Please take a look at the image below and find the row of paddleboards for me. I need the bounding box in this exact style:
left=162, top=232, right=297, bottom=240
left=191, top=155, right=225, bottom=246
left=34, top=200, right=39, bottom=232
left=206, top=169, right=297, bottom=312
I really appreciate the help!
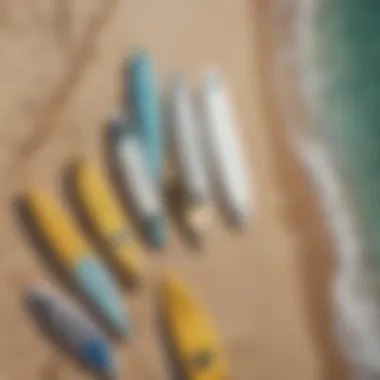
left=24, top=186, right=226, bottom=378
left=21, top=50, right=249, bottom=379
left=118, top=51, right=251, bottom=248
left=27, top=273, right=225, bottom=380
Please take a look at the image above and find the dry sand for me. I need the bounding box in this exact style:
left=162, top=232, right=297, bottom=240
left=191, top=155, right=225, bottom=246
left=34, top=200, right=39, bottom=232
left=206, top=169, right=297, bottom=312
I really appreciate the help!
left=0, top=1, right=347, bottom=379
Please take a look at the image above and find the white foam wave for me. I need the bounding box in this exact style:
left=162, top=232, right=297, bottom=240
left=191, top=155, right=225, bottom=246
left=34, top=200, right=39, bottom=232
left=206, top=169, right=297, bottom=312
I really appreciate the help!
left=271, top=0, right=380, bottom=377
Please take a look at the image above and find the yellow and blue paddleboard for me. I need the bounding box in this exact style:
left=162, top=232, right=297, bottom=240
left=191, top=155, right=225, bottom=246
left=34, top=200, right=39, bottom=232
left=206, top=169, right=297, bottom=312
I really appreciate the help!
left=160, top=273, right=227, bottom=380
left=72, top=162, right=144, bottom=285
left=25, top=189, right=129, bottom=337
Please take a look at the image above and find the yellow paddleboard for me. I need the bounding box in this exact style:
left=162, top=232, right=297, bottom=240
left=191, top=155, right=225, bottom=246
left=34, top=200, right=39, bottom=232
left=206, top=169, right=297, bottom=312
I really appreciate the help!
left=26, top=189, right=90, bottom=268
left=161, top=273, right=227, bottom=380
left=73, top=162, right=143, bottom=284
left=25, top=189, right=129, bottom=336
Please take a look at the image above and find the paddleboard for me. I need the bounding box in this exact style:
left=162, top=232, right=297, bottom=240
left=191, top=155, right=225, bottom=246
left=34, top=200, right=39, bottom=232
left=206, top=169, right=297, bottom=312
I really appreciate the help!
left=200, top=69, right=251, bottom=227
left=25, top=189, right=129, bottom=337
left=73, top=161, right=144, bottom=285
left=169, top=73, right=211, bottom=242
left=26, top=286, right=117, bottom=379
left=160, top=273, right=227, bottom=380
left=109, top=111, right=165, bottom=248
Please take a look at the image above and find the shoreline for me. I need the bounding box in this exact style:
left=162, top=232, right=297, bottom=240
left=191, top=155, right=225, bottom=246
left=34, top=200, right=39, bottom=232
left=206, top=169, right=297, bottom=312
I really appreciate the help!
left=251, top=0, right=348, bottom=378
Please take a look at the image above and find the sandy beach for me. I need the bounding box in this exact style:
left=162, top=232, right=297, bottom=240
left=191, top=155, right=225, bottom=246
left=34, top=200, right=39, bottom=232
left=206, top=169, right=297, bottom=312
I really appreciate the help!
left=0, top=1, right=347, bottom=379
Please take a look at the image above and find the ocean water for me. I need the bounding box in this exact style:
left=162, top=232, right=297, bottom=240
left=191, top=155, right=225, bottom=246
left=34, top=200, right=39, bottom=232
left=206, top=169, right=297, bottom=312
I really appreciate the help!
left=289, top=0, right=380, bottom=377
left=309, top=0, right=380, bottom=272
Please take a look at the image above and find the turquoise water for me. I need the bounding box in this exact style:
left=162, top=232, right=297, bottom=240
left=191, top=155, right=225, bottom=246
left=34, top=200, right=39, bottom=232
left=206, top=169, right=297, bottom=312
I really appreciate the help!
left=311, top=0, right=380, bottom=270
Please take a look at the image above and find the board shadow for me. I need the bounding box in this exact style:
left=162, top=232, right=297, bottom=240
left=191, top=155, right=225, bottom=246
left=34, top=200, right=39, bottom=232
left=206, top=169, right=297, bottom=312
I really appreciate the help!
left=164, top=177, right=204, bottom=251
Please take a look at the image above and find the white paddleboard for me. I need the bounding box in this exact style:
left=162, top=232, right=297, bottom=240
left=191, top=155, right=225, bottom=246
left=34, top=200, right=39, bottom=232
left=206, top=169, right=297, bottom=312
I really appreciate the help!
left=200, top=69, right=251, bottom=226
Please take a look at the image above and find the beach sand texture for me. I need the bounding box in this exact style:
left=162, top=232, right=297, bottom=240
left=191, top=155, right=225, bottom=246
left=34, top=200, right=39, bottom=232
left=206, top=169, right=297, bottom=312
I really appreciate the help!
left=0, top=1, right=347, bottom=379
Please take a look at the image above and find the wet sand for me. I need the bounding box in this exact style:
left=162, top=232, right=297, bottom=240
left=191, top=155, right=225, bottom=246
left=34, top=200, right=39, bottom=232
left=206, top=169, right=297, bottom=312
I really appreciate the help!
left=0, top=1, right=347, bottom=379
